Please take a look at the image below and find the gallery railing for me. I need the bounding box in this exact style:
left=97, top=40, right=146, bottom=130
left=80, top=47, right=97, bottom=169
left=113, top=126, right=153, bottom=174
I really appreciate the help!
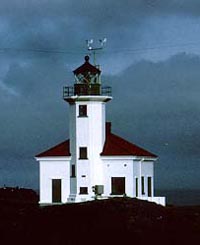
left=63, top=84, right=112, bottom=98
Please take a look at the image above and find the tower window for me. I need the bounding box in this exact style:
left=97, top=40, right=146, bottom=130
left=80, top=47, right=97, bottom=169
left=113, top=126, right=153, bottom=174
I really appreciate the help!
left=71, top=165, right=75, bottom=177
left=80, top=187, right=88, bottom=194
left=79, top=105, right=87, bottom=117
left=79, top=147, right=88, bottom=159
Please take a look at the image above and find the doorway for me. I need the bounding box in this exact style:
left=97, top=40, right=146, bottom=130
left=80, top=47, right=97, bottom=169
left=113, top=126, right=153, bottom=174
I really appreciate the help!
left=52, top=179, right=61, bottom=203
left=111, top=177, right=125, bottom=195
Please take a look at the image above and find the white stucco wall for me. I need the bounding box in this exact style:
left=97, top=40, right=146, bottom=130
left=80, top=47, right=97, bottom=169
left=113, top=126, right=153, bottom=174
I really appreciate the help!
left=69, top=104, right=77, bottom=195
left=68, top=96, right=111, bottom=200
left=101, top=157, right=134, bottom=197
left=101, top=157, right=156, bottom=199
left=143, top=161, right=154, bottom=197
left=76, top=159, right=91, bottom=194
left=136, top=160, right=154, bottom=198
left=36, top=157, right=71, bottom=204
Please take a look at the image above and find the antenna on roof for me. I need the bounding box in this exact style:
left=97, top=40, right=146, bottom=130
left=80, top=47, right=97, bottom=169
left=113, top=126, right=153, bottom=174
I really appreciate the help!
left=86, top=38, right=107, bottom=65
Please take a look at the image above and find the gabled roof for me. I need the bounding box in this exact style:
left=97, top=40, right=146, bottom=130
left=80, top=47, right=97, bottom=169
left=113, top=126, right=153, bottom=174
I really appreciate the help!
left=73, top=56, right=101, bottom=75
left=35, top=132, right=156, bottom=158
left=36, top=140, right=71, bottom=157
left=100, top=132, right=157, bottom=158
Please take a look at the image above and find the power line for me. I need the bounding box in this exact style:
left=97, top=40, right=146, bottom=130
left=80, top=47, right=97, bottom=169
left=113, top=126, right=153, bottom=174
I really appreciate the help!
left=0, top=41, right=199, bottom=56
left=107, top=41, right=200, bottom=54
left=0, top=47, right=83, bottom=55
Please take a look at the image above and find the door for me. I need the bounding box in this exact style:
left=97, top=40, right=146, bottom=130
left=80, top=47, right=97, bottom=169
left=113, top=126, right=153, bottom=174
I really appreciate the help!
left=52, top=179, right=61, bottom=203
left=111, top=177, right=125, bottom=195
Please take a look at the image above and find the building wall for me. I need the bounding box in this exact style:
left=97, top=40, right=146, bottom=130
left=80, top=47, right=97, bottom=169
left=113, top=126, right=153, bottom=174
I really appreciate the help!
left=133, top=160, right=154, bottom=198
left=102, top=157, right=134, bottom=197
left=101, top=158, right=155, bottom=199
left=38, top=158, right=70, bottom=204
left=76, top=159, right=91, bottom=195
left=69, top=98, right=108, bottom=198
left=37, top=156, right=164, bottom=205
left=141, top=161, right=154, bottom=197
left=69, top=104, right=77, bottom=195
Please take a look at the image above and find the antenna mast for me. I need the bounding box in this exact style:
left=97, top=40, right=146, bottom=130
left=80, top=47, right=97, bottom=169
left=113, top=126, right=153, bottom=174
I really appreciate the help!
left=86, top=38, right=107, bottom=66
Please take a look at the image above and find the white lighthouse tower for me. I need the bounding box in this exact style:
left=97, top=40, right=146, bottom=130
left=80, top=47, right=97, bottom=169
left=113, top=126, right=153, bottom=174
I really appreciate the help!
left=36, top=54, right=166, bottom=206
left=64, top=55, right=112, bottom=202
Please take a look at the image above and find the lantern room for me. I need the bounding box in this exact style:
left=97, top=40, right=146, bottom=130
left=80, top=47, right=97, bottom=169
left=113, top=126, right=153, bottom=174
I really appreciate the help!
left=63, top=56, right=111, bottom=99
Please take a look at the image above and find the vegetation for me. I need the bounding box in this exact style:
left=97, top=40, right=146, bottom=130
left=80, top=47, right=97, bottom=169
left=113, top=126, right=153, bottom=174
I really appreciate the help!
left=0, top=188, right=199, bottom=244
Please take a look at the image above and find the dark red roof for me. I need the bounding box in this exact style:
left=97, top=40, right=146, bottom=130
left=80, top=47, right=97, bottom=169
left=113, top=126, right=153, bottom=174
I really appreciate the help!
left=36, top=140, right=71, bottom=157
left=100, top=132, right=157, bottom=158
left=36, top=134, right=156, bottom=158
left=73, top=56, right=101, bottom=75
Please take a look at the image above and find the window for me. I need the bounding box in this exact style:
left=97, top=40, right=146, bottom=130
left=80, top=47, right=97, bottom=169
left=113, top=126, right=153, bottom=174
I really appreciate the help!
left=80, top=187, right=88, bottom=194
left=71, top=165, right=75, bottom=177
left=141, top=176, right=145, bottom=195
left=111, top=177, right=125, bottom=195
left=135, top=177, right=138, bottom=197
left=79, top=105, right=87, bottom=117
left=148, top=177, right=152, bottom=197
left=79, top=147, right=88, bottom=159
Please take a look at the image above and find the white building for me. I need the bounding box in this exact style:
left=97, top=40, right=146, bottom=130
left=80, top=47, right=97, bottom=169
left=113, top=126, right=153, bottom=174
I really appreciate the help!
left=35, top=56, right=165, bottom=206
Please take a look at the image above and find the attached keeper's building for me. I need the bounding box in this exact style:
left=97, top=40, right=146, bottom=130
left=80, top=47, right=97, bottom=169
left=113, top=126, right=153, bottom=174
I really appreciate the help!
left=35, top=56, right=166, bottom=206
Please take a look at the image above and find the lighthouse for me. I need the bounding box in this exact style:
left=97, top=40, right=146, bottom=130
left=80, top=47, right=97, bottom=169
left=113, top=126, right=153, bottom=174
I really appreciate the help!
left=63, top=55, right=112, bottom=202
left=36, top=55, right=166, bottom=206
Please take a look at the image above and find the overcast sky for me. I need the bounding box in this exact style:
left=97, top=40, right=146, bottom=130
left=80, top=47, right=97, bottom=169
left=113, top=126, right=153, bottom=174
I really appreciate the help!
left=1, top=0, right=200, bottom=191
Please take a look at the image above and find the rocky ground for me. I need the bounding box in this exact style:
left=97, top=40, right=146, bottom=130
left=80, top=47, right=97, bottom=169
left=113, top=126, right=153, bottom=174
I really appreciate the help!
left=0, top=188, right=200, bottom=245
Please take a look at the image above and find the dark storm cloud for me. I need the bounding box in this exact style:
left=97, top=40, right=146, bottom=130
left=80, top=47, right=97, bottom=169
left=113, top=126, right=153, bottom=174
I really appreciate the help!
left=0, top=56, right=72, bottom=188
left=0, top=0, right=199, bottom=83
left=1, top=51, right=200, bottom=189
left=109, top=52, right=200, bottom=153
left=1, top=1, right=200, bottom=23
left=106, top=52, right=200, bottom=188
left=1, top=0, right=200, bottom=52
left=1, top=0, right=200, bottom=190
